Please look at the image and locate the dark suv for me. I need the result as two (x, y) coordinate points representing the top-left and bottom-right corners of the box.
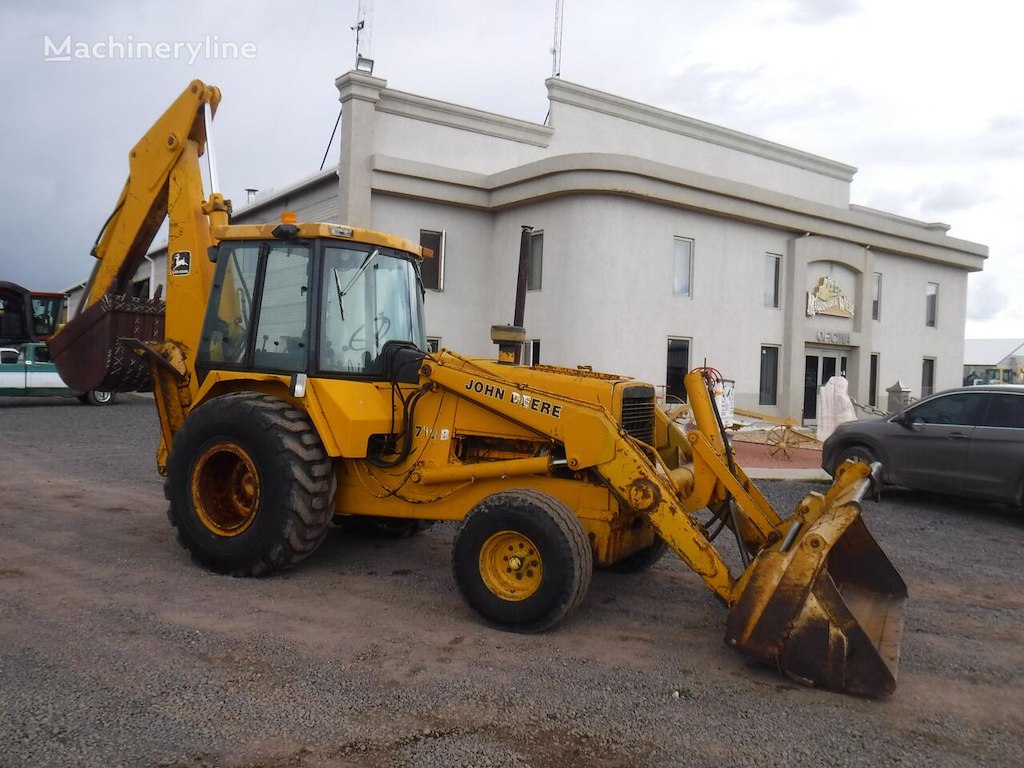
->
(822, 384), (1024, 506)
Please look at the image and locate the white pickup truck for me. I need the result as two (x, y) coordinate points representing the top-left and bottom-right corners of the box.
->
(0, 342), (115, 405)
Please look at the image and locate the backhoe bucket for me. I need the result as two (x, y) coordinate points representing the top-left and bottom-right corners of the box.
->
(49, 294), (165, 393)
(724, 463), (907, 697)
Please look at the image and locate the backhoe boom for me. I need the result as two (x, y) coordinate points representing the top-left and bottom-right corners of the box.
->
(51, 80), (228, 397)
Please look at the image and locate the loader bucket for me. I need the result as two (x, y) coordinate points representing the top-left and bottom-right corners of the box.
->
(49, 294), (165, 393)
(724, 463), (907, 697)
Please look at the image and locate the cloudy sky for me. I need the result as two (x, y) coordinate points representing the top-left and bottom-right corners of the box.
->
(1, 0), (1020, 339)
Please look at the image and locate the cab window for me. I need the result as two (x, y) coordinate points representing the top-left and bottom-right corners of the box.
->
(199, 243), (260, 367)
(318, 246), (425, 375)
(252, 245), (311, 372)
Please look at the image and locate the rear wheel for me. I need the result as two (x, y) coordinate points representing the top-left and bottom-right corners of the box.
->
(78, 390), (115, 406)
(165, 392), (336, 576)
(452, 489), (592, 633)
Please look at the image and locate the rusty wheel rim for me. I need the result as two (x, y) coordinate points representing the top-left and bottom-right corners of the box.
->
(479, 530), (543, 601)
(191, 442), (260, 537)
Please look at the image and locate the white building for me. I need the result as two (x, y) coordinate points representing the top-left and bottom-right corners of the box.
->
(76, 71), (988, 422)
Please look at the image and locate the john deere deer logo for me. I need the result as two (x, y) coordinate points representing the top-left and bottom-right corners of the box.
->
(170, 251), (191, 276)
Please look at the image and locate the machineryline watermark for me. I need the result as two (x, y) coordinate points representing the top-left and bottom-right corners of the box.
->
(43, 34), (257, 64)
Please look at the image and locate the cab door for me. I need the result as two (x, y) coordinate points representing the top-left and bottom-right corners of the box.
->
(0, 346), (24, 393)
(24, 344), (68, 393)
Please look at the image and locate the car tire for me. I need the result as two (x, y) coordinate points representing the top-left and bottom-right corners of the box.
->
(452, 489), (592, 634)
(80, 390), (115, 406)
(835, 445), (880, 473)
(165, 392), (336, 577)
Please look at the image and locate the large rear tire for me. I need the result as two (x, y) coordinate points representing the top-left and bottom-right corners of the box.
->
(452, 489), (592, 633)
(165, 392), (336, 577)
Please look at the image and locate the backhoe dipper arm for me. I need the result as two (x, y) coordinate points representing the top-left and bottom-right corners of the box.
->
(51, 80), (229, 395)
(81, 80), (224, 310)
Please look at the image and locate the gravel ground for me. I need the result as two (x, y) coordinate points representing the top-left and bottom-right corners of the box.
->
(1, 395), (1022, 768)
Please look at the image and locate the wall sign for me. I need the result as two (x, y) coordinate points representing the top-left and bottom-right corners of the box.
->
(815, 330), (851, 345)
(806, 276), (854, 318)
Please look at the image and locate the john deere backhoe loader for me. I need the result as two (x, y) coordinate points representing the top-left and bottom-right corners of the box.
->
(51, 81), (907, 697)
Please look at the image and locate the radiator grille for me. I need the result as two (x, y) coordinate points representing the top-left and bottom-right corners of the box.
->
(620, 386), (656, 444)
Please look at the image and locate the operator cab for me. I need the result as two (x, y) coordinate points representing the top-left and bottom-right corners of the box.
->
(0, 282), (64, 345)
(197, 222), (428, 383)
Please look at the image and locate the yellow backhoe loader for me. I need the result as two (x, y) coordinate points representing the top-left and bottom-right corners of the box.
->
(51, 81), (907, 697)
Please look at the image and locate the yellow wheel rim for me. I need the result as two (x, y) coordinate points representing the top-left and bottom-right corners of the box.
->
(191, 442), (260, 537)
(479, 530), (543, 601)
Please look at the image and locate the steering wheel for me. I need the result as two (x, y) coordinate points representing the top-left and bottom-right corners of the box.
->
(345, 314), (392, 351)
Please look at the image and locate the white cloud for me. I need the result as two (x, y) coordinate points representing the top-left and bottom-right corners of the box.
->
(967, 272), (1010, 322)
(0, 0), (1021, 340)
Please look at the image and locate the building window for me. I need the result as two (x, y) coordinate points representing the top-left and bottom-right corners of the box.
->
(872, 273), (882, 321)
(922, 357), (936, 397)
(426, 337), (441, 353)
(759, 346), (780, 406)
(528, 231), (543, 291)
(521, 339), (541, 366)
(764, 254), (781, 308)
(665, 337), (690, 402)
(419, 230), (445, 291)
(672, 237), (693, 297)
(925, 282), (938, 327)
(869, 353), (879, 407)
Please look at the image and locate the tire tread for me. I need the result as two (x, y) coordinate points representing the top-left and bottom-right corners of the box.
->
(452, 488), (592, 633)
(166, 393), (336, 576)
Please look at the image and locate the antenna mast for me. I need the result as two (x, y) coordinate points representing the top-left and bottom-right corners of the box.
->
(352, 0), (374, 68)
(551, 0), (564, 77)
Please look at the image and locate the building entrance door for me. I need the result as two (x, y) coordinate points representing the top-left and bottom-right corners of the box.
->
(803, 350), (848, 421)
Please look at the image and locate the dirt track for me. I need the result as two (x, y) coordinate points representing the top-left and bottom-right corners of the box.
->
(1, 395), (1022, 767)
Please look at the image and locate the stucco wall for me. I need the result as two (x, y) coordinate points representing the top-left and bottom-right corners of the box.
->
(545, 83), (854, 208)
(337, 73), (986, 420)
(869, 251), (968, 398)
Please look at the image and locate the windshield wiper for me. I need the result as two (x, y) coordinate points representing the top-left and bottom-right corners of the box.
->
(335, 248), (380, 320)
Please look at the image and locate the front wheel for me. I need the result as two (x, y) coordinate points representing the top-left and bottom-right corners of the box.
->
(452, 489), (592, 633)
(165, 392), (336, 576)
(835, 444), (879, 469)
